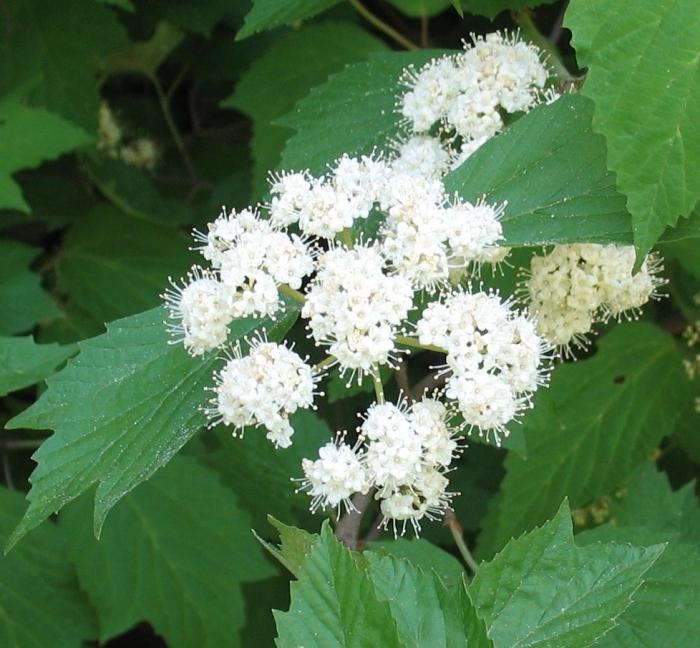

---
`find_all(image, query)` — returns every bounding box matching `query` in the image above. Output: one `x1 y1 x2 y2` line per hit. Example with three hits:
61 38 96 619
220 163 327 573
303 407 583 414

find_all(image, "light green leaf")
0 487 96 648
104 22 184 77
0 100 92 211
6 303 299 548
470 501 664 647
366 553 491 647
477 323 687 557
368 537 465 588
0 240 58 335
237 0 342 39
258 516 319 577
278 50 443 174
565 0 700 258
57 204 197 323
61 455 273 648
0 336 74 396
225 23 385 197
578 465 700 647
461 0 556 19
194 410 331 534
444 95 633 247
274 523 404 647
0 0 126 131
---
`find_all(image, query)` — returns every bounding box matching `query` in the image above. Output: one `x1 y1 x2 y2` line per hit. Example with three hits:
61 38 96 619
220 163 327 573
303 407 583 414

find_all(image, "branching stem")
395 335 446 354
445 511 480 574
348 0 418 51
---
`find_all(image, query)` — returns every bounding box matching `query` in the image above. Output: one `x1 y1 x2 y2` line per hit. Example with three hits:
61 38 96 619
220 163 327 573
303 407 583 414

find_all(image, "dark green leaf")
461 0 557 19
104 22 184 77
258 516 319 577
237 0 342 39
0 337 75 396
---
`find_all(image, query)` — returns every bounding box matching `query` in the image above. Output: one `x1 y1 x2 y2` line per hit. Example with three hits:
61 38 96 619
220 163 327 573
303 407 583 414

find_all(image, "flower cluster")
417 289 550 443
97 101 158 170
299 396 459 535
525 244 664 353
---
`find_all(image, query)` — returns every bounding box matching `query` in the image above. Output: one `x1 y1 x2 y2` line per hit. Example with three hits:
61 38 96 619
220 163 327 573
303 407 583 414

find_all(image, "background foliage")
1 0 699 646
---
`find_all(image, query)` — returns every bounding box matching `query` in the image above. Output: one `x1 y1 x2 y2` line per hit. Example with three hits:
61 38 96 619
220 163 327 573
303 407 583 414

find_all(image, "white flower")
390 135 452 181
443 200 504 263
208 338 316 448
162 267 233 356
408 398 459 467
299 437 369 513
268 171 314 228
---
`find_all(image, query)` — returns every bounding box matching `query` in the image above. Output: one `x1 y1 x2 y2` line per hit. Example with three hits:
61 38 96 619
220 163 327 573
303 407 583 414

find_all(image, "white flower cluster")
98 101 158 170
525 244 664 352
400 32 553 162
417 289 550 443
299 396 459 535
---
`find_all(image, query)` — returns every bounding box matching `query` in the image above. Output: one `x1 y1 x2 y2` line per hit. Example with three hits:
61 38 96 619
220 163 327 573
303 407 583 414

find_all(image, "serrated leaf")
193 410 331 534
368 537 465 587
366 553 491 647
225 23 385 197
443 95 634 247
57 204 197 323
386 0 454 18
258 516 319 577
0 100 92 211
0 487 96 647
461 0 556 19
578 465 700 647
477 323 687 557
104 22 184 77
0 0 125 131
470 501 664 648
61 455 273 648
237 0 342 39
278 50 443 174
0 240 59 335
274 524 404 647
6 303 299 548
565 0 700 258
0 336 75 396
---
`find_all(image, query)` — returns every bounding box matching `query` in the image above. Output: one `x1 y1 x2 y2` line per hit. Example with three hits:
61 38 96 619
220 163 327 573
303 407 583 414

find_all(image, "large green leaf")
57 204 197 323
224 23 385 197
470 501 663 648
278 50 443 174
6 303 299 548
443 95 633 247
0 486 96 648
578 464 700 647
0 336 74 396
367 553 492 647
565 0 700 258
0 0 125 131
61 455 274 648
274 524 404 647
237 0 342 39
194 410 331 534
0 240 58 335
460 0 557 19
477 323 687 557
0 100 92 211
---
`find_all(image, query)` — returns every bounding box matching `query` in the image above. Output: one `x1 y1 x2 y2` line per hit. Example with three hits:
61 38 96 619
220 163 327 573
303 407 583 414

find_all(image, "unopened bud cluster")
98 102 158 170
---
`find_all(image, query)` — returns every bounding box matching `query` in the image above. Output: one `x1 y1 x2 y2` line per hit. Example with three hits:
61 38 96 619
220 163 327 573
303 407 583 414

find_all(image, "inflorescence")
161 31 664 536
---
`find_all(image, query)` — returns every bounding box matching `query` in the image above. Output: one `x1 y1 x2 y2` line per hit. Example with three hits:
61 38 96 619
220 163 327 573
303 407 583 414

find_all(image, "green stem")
372 370 385 404
446 512 480 574
313 355 336 373
395 335 446 354
340 227 354 248
279 284 305 304
348 0 418 51
151 73 198 181
512 10 576 84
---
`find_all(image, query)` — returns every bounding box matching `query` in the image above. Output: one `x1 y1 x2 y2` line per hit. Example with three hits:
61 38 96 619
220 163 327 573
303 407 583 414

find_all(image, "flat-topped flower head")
207 336 317 448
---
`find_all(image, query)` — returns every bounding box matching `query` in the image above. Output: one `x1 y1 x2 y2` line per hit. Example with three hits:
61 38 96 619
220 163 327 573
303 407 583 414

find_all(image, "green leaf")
0 100 92 211
6 303 299 549
104 22 184 77
443 95 634 247
565 0 700 258
61 455 274 648
225 23 386 197
0 487 96 647
470 501 664 647
368 537 465 587
274 523 404 647
194 410 331 534
57 204 198 323
135 0 246 36
258 516 319 577
0 240 58 335
460 0 556 19
0 336 75 396
237 0 342 39
366 553 491 647
385 0 454 18
477 323 687 557
278 50 443 174
0 0 126 131
578 465 700 647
